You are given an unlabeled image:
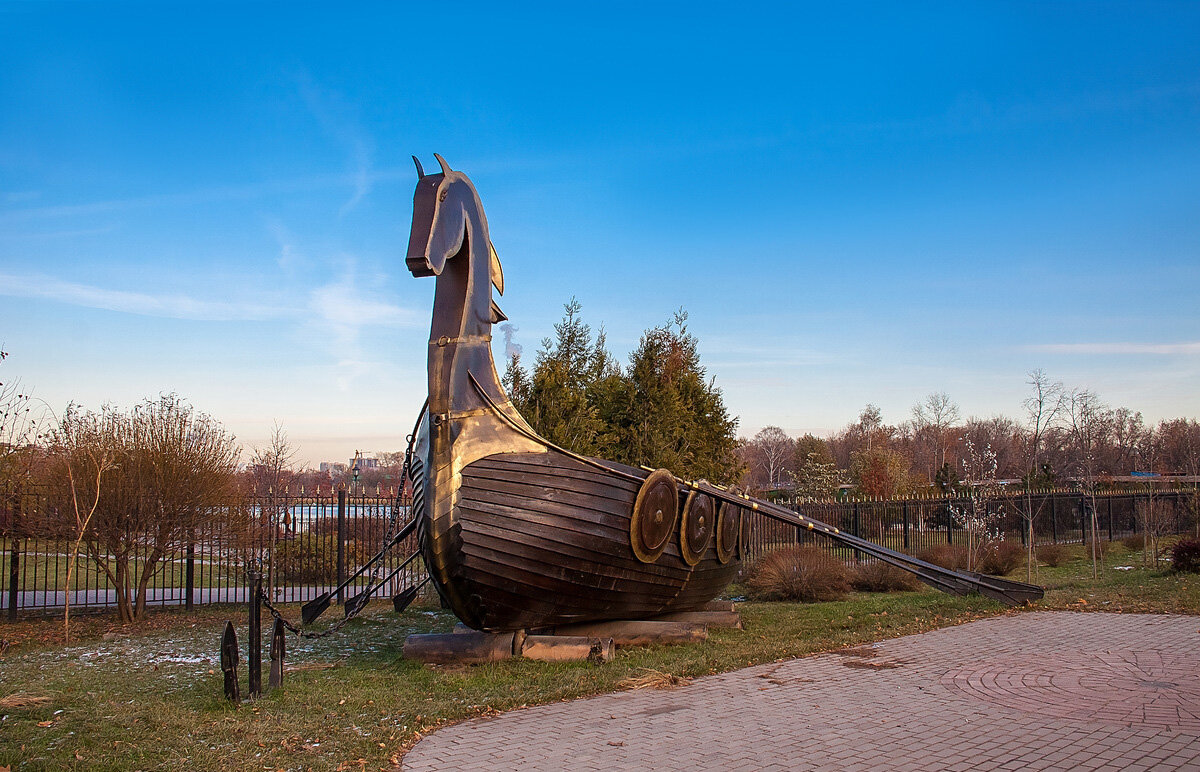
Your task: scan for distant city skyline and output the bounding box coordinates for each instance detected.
[2,2,1198,468]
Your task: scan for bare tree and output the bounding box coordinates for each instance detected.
[912,392,960,481]
[1157,418,1200,536]
[1021,370,1063,581]
[54,406,116,642]
[1066,388,1111,580]
[747,426,794,490]
[50,395,241,622]
[249,421,297,596]
[1,348,50,497]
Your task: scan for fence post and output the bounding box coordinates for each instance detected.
[945,499,953,545]
[248,570,262,699]
[1050,495,1058,543]
[902,501,910,552]
[336,484,347,605]
[6,537,18,622]
[1107,496,1114,542]
[185,532,195,611]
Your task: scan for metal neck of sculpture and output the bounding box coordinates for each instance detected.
[406,154,510,422]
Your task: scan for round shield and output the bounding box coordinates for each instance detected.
[679,491,715,566]
[630,469,679,563]
[715,501,741,564]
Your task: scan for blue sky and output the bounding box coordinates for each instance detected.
[2,1,1198,466]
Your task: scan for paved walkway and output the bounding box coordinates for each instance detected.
[403,612,1200,771]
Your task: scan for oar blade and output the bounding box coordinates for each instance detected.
[301,594,332,625]
[392,584,421,613]
[343,588,372,618]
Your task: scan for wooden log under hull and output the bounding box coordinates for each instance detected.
[428,451,742,632]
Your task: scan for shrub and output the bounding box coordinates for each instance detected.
[1037,543,1069,567]
[745,546,851,603]
[1122,533,1146,551]
[851,560,920,593]
[1171,539,1200,574]
[915,544,969,572]
[273,535,367,583]
[1084,537,1107,560]
[978,541,1023,576]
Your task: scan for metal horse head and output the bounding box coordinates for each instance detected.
[406,154,504,325]
[406,154,517,424]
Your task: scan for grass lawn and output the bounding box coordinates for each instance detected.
[1,541,1197,771]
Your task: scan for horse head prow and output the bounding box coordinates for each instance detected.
[405,154,504,304]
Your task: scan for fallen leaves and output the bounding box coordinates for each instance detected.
[0,694,52,710]
[617,668,692,690]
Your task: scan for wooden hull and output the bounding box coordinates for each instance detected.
[425,450,741,631]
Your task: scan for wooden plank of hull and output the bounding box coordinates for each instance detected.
[440,451,740,631]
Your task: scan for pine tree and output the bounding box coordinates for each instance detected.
[520,298,609,455]
[605,310,741,484]
[499,302,740,484]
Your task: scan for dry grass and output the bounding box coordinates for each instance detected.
[1122,533,1146,551]
[915,544,969,572]
[851,561,920,593]
[745,546,852,603]
[1037,543,1069,567]
[978,541,1024,576]
[617,668,692,689]
[0,694,53,709]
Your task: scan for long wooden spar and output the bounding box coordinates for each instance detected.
[469,373,1044,607]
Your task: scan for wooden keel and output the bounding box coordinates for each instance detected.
[403,631,517,664]
[519,635,614,663]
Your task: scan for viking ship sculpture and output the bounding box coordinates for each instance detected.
[404,154,1042,633]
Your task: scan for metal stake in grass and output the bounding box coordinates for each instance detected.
[248,571,262,699]
[220,621,239,703]
[269,617,285,690]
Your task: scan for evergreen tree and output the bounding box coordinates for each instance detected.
[605,310,741,484]
[501,351,530,410]
[516,298,610,455]
[499,302,740,484]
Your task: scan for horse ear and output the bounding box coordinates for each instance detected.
[412,155,425,178]
[489,241,504,296]
[434,153,452,175]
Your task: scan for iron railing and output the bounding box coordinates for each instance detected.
[742,485,1200,565]
[3,483,1196,618]
[2,486,425,619]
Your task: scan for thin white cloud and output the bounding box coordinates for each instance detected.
[0,172,354,223]
[0,272,292,321]
[295,72,375,216]
[308,274,419,343]
[303,270,422,391]
[265,218,304,272]
[1029,342,1200,356]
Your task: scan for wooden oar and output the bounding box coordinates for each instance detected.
[342,550,423,618]
[392,576,431,613]
[301,517,418,624]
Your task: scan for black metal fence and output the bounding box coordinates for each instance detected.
[742,485,1200,565]
[2,487,425,619]
[5,483,1197,619]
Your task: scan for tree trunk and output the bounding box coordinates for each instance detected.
[114,558,133,624]
[134,547,164,619]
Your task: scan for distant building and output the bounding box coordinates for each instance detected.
[319,462,348,475]
[352,457,381,470]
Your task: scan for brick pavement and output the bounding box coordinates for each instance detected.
[402,613,1200,771]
